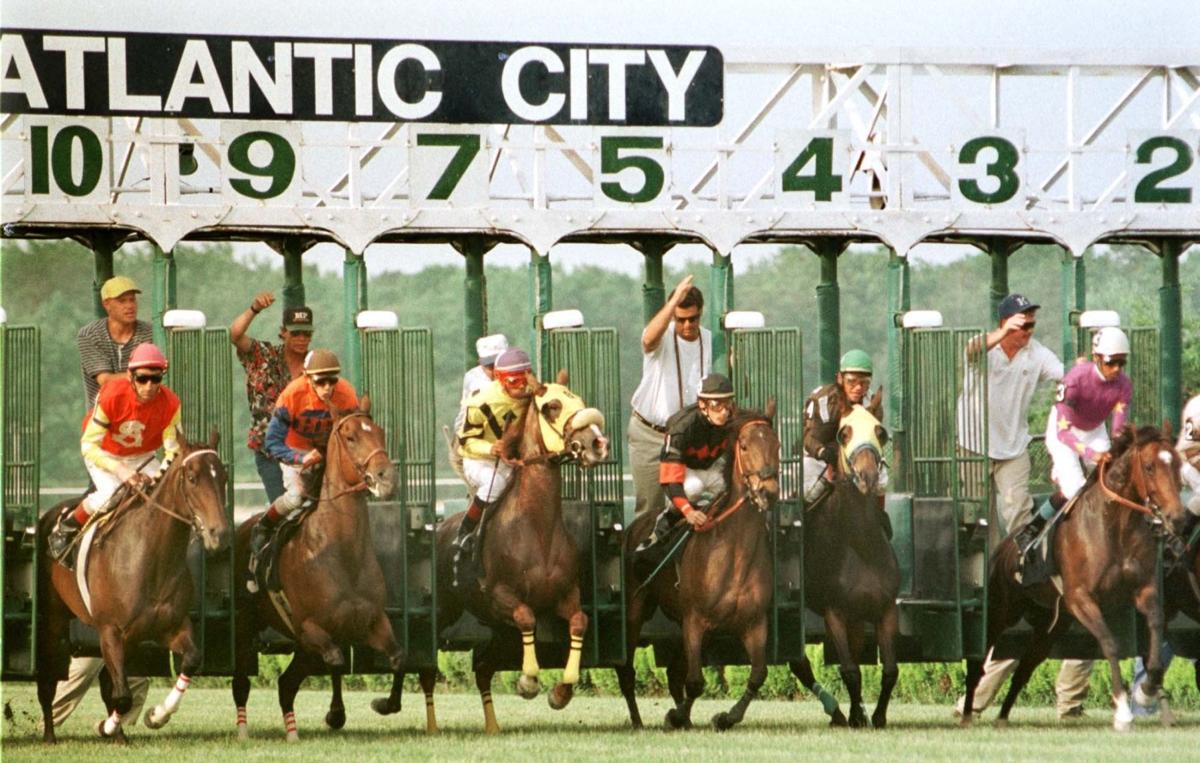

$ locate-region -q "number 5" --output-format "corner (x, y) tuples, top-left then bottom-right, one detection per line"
(599, 136), (665, 204)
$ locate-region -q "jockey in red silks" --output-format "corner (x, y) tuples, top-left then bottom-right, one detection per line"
(49, 343), (182, 563)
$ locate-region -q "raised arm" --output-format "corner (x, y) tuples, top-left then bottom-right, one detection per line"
(230, 291), (275, 353)
(641, 275), (694, 354)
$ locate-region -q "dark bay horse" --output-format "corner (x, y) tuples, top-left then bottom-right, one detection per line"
(962, 424), (1187, 731)
(388, 380), (608, 734)
(789, 395), (901, 729)
(36, 432), (230, 743)
(231, 399), (399, 741)
(619, 407), (780, 731)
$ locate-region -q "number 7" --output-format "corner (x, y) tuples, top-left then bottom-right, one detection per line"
(416, 133), (481, 201)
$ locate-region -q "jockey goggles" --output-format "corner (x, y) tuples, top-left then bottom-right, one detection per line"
(496, 368), (528, 389)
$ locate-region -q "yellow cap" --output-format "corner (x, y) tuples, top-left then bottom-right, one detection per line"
(100, 276), (141, 301)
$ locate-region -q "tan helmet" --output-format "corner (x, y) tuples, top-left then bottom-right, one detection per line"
(304, 348), (341, 379)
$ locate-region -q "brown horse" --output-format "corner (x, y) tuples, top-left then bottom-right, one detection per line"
(619, 407), (781, 731)
(790, 396), (901, 729)
(35, 432), (230, 743)
(962, 424), (1187, 730)
(386, 380), (608, 734)
(231, 399), (399, 741)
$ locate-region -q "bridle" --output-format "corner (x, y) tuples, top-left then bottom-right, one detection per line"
(321, 412), (390, 499)
(695, 418), (777, 533)
(1096, 440), (1167, 517)
(132, 448), (223, 536)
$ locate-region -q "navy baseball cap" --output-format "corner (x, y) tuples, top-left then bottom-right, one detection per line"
(997, 294), (1040, 321)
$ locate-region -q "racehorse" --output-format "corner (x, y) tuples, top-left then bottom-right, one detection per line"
(618, 406), (781, 731)
(35, 432), (230, 743)
(375, 377), (608, 734)
(1156, 516), (1200, 710)
(961, 424), (1188, 731)
(789, 394), (901, 729)
(231, 399), (400, 741)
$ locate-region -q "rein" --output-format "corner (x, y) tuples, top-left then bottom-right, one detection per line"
(304, 412), (388, 502)
(695, 418), (773, 534)
(1096, 447), (1154, 516)
(132, 448), (221, 528)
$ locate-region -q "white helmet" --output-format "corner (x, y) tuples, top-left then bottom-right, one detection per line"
(1091, 326), (1130, 358)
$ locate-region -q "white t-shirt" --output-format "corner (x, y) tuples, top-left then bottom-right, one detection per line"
(453, 365), (493, 432)
(956, 338), (1063, 460)
(629, 322), (713, 428)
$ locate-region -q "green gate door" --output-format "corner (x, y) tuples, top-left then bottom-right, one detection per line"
(166, 322), (237, 675)
(355, 325), (438, 671)
(728, 327), (806, 663)
(2, 323), (40, 679)
(893, 326), (990, 662)
(543, 326), (626, 666)
(1128, 327), (1161, 428)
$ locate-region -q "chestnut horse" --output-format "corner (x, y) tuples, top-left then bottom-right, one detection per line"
(619, 407), (781, 731)
(35, 432), (230, 743)
(789, 396), (901, 729)
(231, 400), (399, 741)
(962, 424), (1187, 730)
(377, 380), (608, 734)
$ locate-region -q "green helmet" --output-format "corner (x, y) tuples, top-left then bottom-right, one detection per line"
(839, 349), (873, 374)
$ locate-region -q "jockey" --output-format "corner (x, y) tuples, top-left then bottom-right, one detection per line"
(250, 348), (358, 558)
(802, 349), (888, 505)
(450, 347), (536, 585)
(1016, 327), (1133, 556)
(49, 343), (181, 562)
(633, 373), (737, 572)
(1176, 394), (1200, 535)
(449, 334), (509, 481)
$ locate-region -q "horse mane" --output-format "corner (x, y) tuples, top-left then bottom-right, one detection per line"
(720, 408), (771, 494)
(1107, 423), (1169, 461)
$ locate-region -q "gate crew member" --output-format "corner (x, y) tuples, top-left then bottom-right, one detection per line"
(634, 373), (736, 575)
(1017, 326), (1133, 553)
(451, 347), (536, 586)
(49, 343), (182, 561)
(250, 349), (358, 561)
(229, 293), (314, 503)
(449, 333), (509, 482)
(802, 351), (889, 516)
(1177, 393), (1200, 527)
(628, 275), (712, 517)
(77, 276), (154, 409)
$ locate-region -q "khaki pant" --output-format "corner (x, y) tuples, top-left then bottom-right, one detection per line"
(628, 414), (668, 517)
(956, 653), (1092, 717)
(52, 656), (150, 727)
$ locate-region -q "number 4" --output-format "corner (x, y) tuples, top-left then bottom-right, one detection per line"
(781, 137), (844, 201)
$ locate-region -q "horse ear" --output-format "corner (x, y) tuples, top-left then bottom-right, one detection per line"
(869, 387), (884, 420)
(556, 368), (569, 386)
(208, 426), (219, 450)
(765, 397), (777, 422)
(875, 425), (889, 447)
(360, 394), (372, 415)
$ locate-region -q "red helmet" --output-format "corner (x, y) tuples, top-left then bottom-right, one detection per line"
(128, 343), (168, 371)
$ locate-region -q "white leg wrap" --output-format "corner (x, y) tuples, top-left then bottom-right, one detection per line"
(283, 710), (299, 742)
(562, 635), (584, 685)
(103, 709), (123, 736)
(1113, 691), (1134, 730)
(236, 706), (249, 740)
(521, 631), (539, 677)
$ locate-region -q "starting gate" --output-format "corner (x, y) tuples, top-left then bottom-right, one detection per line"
(542, 321), (626, 667)
(892, 323), (990, 662)
(728, 324), (807, 663)
(165, 314), (238, 675)
(356, 319), (439, 671)
(1, 321), (40, 679)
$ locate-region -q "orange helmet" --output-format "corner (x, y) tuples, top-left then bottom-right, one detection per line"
(128, 343), (168, 370)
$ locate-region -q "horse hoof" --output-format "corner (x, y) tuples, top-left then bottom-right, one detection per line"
(849, 709), (869, 729)
(285, 729), (300, 743)
(871, 713), (887, 730)
(712, 712), (735, 732)
(516, 674), (540, 700)
(371, 697), (401, 716)
(548, 685), (573, 710)
(830, 708), (848, 728)
(1160, 702), (1177, 728)
(1114, 717), (1133, 732)
(324, 709), (346, 730)
(665, 708), (692, 730)
(994, 717), (1008, 729)
(236, 723), (249, 742)
(144, 706), (169, 730)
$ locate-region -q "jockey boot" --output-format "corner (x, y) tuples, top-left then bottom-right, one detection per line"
(633, 507), (683, 580)
(48, 503), (90, 563)
(250, 503), (286, 559)
(1015, 493), (1064, 558)
(804, 465), (835, 507)
(451, 498), (492, 589)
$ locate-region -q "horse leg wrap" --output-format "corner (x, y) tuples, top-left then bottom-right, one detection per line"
(811, 681), (841, 716)
(163, 674), (190, 714)
(563, 635), (584, 684)
(102, 709), (123, 736)
(283, 711), (299, 742)
(521, 631), (539, 677)
(236, 706), (249, 740)
(1113, 691), (1134, 730)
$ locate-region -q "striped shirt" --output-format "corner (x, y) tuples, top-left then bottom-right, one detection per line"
(76, 318), (154, 409)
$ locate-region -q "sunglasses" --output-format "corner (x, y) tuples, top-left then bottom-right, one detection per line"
(1101, 358), (1127, 369)
(1019, 322), (1036, 332)
(133, 374), (163, 385)
(312, 377), (339, 388)
(288, 330), (313, 338)
(674, 313), (701, 324)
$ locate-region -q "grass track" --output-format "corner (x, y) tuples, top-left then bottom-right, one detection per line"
(2, 684), (1196, 761)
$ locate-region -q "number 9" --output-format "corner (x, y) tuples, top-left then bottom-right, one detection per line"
(226, 130), (296, 200)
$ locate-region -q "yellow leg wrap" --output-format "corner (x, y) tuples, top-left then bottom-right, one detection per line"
(562, 635), (584, 685)
(481, 691), (500, 735)
(521, 630), (539, 677)
(424, 694), (439, 734)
